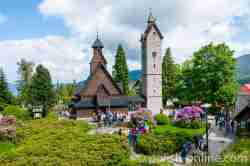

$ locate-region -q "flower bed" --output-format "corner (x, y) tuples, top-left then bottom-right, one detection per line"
(173, 106), (203, 129)
(0, 116), (16, 141)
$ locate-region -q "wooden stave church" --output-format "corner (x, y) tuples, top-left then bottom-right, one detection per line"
(70, 36), (144, 119)
(70, 12), (163, 119)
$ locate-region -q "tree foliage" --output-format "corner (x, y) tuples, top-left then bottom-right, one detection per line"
(162, 48), (179, 107)
(174, 43), (238, 109)
(191, 43), (238, 106)
(0, 68), (12, 111)
(55, 82), (76, 104)
(175, 59), (195, 105)
(28, 65), (55, 114)
(17, 59), (34, 106)
(112, 44), (129, 95)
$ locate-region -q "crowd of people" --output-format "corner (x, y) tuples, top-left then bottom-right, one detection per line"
(215, 112), (235, 134)
(92, 110), (128, 126)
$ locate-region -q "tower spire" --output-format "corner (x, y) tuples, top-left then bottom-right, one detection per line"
(92, 32), (104, 49)
(96, 31), (99, 39)
(148, 8), (156, 24)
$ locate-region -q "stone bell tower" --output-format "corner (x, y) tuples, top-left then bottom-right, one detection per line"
(140, 12), (163, 115)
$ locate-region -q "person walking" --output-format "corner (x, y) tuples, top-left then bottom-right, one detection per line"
(194, 136), (199, 150)
(215, 114), (219, 126)
(180, 141), (192, 163)
(231, 120), (235, 133)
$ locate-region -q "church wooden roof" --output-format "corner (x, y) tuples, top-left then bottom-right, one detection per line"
(76, 64), (122, 97)
(72, 96), (145, 109)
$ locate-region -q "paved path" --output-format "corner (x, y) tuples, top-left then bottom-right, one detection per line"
(164, 118), (235, 166)
(87, 126), (120, 135)
(207, 120), (235, 160)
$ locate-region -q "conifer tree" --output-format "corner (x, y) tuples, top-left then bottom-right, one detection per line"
(0, 68), (12, 111)
(29, 65), (55, 115)
(162, 48), (178, 107)
(112, 44), (129, 95)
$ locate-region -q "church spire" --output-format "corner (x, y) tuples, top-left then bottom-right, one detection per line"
(147, 9), (156, 24)
(90, 34), (107, 74)
(92, 32), (104, 49)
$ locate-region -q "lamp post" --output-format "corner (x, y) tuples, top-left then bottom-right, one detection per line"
(201, 103), (211, 161)
(202, 52), (212, 153)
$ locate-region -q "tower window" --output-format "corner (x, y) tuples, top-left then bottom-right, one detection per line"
(153, 32), (156, 35)
(153, 64), (156, 69)
(152, 52), (157, 58)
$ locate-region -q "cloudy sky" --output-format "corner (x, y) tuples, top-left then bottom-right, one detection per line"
(1, 0), (250, 83)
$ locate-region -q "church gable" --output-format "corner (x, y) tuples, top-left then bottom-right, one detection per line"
(143, 24), (163, 41)
(80, 65), (122, 97)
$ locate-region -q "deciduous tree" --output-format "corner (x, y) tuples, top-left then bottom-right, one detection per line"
(191, 43), (238, 106)
(17, 59), (34, 106)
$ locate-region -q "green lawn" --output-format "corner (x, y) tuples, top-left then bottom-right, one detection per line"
(153, 124), (205, 136)
(0, 142), (15, 154)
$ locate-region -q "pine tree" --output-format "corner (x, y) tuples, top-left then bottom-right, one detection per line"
(0, 68), (12, 110)
(162, 48), (178, 107)
(112, 44), (129, 95)
(29, 65), (55, 115)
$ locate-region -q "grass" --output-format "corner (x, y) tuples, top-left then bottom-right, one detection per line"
(153, 124), (205, 136)
(0, 142), (15, 154)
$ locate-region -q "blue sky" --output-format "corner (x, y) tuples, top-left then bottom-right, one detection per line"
(1, 0), (250, 83)
(0, 0), (68, 40)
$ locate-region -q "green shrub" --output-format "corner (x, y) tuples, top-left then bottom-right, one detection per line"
(173, 119), (202, 129)
(189, 120), (202, 129)
(0, 118), (130, 166)
(154, 114), (169, 125)
(3, 105), (31, 121)
(136, 124), (205, 156)
(137, 133), (177, 155)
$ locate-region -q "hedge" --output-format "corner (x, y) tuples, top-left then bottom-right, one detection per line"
(136, 124), (205, 155)
(154, 114), (169, 125)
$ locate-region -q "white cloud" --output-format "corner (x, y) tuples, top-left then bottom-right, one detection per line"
(0, 36), (90, 83)
(2, 0), (250, 83)
(38, 0), (250, 61)
(0, 13), (7, 24)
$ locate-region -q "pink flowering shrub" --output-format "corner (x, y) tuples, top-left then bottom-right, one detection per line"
(174, 106), (203, 129)
(0, 116), (16, 141)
